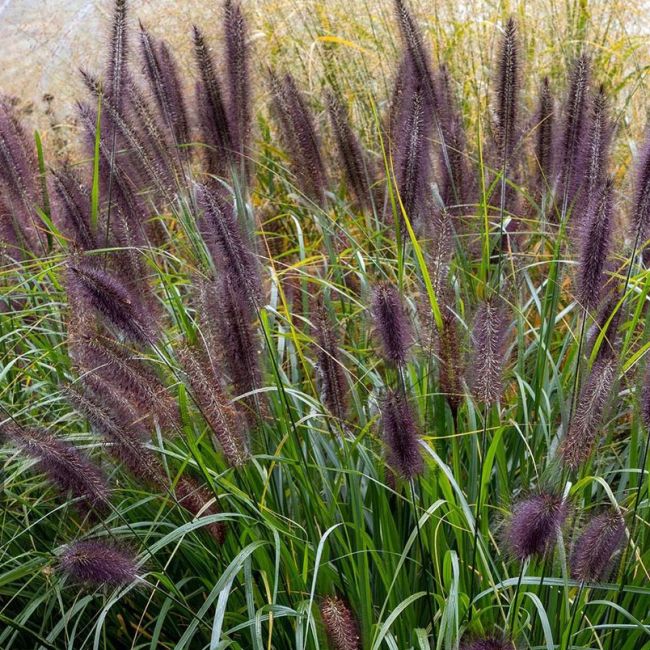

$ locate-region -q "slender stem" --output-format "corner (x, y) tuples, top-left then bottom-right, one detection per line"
(410, 479), (436, 644)
(467, 404), (489, 624)
(505, 561), (526, 636)
(562, 581), (585, 650)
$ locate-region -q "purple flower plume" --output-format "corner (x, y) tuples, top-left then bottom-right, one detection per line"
(224, 0), (251, 178)
(193, 26), (233, 176)
(269, 70), (328, 203)
(560, 354), (617, 470)
(460, 637), (516, 650)
(534, 77), (555, 197)
(372, 282), (412, 366)
(59, 540), (137, 587)
(468, 298), (511, 405)
(577, 178), (614, 311)
(312, 298), (348, 423)
(105, 0), (129, 115)
(505, 491), (568, 561)
(495, 17), (520, 168)
(326, 89), (372, 209)
(631, 128), (650, 258)
(382, 390), (423, 479)
(67, 259), (157, 345)
(570, 510), (625, 582)
(5, 425), (109, 514)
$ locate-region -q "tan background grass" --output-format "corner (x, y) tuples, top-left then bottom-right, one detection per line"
(3, 0), (650, 163)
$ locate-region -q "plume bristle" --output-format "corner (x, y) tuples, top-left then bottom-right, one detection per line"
(59, 540), (137, 587)
(371, 282), (412, 366)
(381, 390), (423, 479)
(320, 596), (361, 650)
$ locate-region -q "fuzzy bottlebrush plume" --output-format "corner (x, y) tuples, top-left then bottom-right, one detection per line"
(59, 540), (137, 587)
(68, 332), (178, 432)
(193, 26), (233, 176)
(0, 98), (44, 253)
(372, 282), (412, 366)
(326, 89), (372, 209)
(195, 182), (261, 307)
(312, 299), (348, 423)
(391, 76), (433, 228)
(65, 383), (165, 485)
(175, 476), (226, 543)
(80, 71), (172, 200)
(555, 55), (591, 216)
(534, 77), (555, 196)
(586, 289), (621, 362)
(320, 596), (361, 650)
(460, 637), (516, 650)
(577, 178), (614, 311)
(437, 306), (464, 416)
(630, 130), (650, 260)
(495, 18), (520, 170)
(434, 66), (472, 216)
(269, 70), (327, 203)
(67, 259), (157, 345)
(560, 354), (617, 470)
(224, 0), (251, 178)
(570, 510), (625, 582)
(2, 424), (109, 514)
(177, 344), (250, 467)
(424, 208), (454, 302)
(139, 25), (190, 154)
(105, 0), (129, 114)
(468, 298), (511, 405)
(381, 390), (423, 479)
(50, 164), (97, 251)
(393, 0), (436, 108)
(505, 491), (568, 561)
(579, 87), (611, 220)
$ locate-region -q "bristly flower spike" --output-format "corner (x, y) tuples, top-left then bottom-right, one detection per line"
(371, 282), (412, 367)
(495, 17), (520, 169)
(570, 510), (625, 582)
(468, 298), (511, 405)
(59, 540), (138, 587)
(381, 390), (423, 479)
(320, 596), (361, 650)
(505, 491), (568, 561)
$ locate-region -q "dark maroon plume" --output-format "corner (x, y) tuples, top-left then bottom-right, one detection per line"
(534, 77), (555, 196)
(224, 0), (251, 178)
(0, 98), (44, 253)
(560, 354), (617, 470)
(570, 510), (625, 582)
(139, 25), (190, 155)
(4, 425), (109, 514)
(326, 89), (373, 209)
(381, 390), (423, 479)
(468, 297), (511, 405)
(50, 164), (97, 251)
(555, 55), (591, 217)
(505, 491), (568, 560)
(631, 129), (650, 257)
(193, 26), (233, 176)
(312, 298), (348, 423)
(195, 182), (261, 309)
(269, 70), (328, 204)
(67, 258), (157, 345)
(459, 637), (516, 650)
(59, 540), (137, 587)
(371, 282), (412, 366)
(320, 596), (361, 650)
(577, 178), (614, 311)
(105, 0), (129, 114)
(495, 18), (520, 169)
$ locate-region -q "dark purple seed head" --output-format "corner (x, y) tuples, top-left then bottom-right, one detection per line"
(570, 510), (625, 582)
(505, 491), (568, 561)
(372, 282), (412, 366)
(460, 637), (516, 650)
(381, 390), (423, 480)
(495, 17), (520, 167)
(320, 596), (361, 650)
(468, 297), (511, 405)
(59, 540), (137, 587)
(631, 128), (650, 247)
